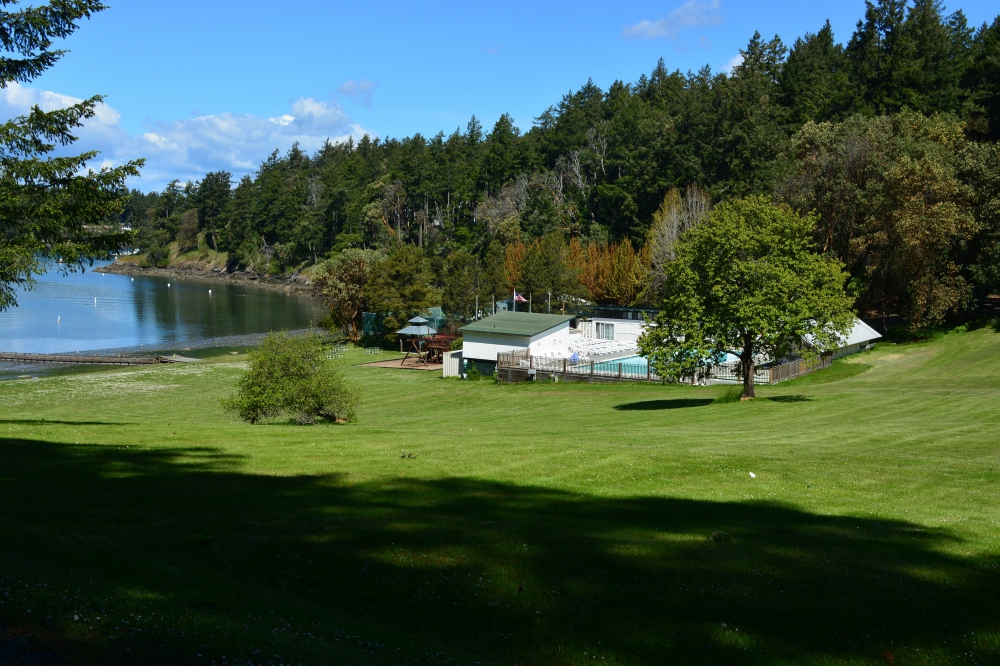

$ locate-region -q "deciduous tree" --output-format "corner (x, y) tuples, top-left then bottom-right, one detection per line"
(639, 196), (854, 399)
(312, 249), (383, 341)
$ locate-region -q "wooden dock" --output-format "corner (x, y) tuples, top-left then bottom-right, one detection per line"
(0, 352), (160, 366)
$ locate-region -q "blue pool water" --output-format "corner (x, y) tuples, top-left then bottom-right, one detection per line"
(592, 353), (741, 372)
(593, 355), (648, 372)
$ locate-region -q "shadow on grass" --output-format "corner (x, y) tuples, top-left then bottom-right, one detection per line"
(0, 419), (127, 426)
(764, 395), (812, 403)
(0, 438), (997, 665)
(613, 398), (714, 411)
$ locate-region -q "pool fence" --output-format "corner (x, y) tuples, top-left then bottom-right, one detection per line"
(495, 351), (831, 385)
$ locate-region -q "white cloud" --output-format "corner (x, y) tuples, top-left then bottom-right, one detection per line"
(622, 0), (723, 40)
(0, 82), (368, 191)
(722, 53), (743, 74)
(337, 79), (377, 107)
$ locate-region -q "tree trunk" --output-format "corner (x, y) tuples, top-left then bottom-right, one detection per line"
(741, 338), (756, 400)
(210, 231), (218, 252)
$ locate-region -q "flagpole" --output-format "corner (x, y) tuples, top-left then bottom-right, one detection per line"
(512, 289), (516, 313)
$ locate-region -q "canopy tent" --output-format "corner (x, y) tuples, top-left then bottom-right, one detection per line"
(396, 324), (438, 336)
(396, 318), (439, 366)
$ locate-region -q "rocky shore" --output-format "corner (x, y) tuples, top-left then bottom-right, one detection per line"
(96, 260), (316, 297)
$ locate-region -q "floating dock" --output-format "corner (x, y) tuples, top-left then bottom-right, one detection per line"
(0, 352), (172, 366)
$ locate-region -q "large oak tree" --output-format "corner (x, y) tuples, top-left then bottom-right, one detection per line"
(639, 196), (855, 399)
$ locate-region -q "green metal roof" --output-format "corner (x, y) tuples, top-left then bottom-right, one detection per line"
(460, 312), (574, 337)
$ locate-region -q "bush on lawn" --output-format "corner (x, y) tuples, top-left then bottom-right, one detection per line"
(222, 332), (360, 424)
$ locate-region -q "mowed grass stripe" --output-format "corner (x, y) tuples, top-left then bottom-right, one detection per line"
(0, 333), (997, 664)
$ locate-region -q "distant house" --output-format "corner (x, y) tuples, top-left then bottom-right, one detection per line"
(459, 312), (575, 375)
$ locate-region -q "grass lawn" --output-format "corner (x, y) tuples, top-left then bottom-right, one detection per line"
(1, 332), (998, 665)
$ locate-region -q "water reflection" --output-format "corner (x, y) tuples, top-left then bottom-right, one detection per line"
(0, 263), (324, 354)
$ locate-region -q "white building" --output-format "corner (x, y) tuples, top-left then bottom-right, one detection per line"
(576, 306), (656, 344)
(831, 319), (882, 357)
(459, 312), (574, 374)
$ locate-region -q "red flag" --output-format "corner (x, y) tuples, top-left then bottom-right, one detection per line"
(513, 291), (528, 302)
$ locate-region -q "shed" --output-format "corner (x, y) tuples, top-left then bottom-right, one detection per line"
(459, 312), (574, 375)
(832, 319), (882, 358)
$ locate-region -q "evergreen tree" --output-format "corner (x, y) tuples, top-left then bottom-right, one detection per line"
(442, 249), (482, 322)
(365, 245), (438, 342)
(966, 17), (1000, 139)
(846, 0), (909, 115)
(195, 171), (232, 251)
(482, 114), (523, 196)
(897, 0), (964, 114)
(781, 21), (850, 124)
(480, 240), (509, 306)
(716, 31), (789, 195)
(0, 0), (143, 312)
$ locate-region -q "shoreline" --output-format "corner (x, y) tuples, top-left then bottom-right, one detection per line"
(0, 329), (323, 379)
(96, 260), (316, 298)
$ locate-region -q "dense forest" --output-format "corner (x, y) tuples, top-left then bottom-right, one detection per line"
(119, 0), (1000, 331)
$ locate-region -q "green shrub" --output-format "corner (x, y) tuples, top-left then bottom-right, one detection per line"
(222, 332), (360, 424)
(142, 245), (171, 268)
(948, 325), (967, 334)
(449, 337), (464, 351)
(465, 362), (482, 381)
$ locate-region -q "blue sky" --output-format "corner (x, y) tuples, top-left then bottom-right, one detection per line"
(4, 0), (996, 191)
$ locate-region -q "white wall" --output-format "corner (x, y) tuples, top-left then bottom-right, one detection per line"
(463, 331), (531, 361)
(528, 322), (571, 356)
(589, 318), (647, 344)
(464, 322), (571, 361)
(443, 350), (463, 377)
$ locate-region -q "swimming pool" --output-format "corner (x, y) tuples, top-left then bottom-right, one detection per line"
(593, 355), (648, 372)
(592, 353), (740, 372)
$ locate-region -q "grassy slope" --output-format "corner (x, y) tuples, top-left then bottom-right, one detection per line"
(0, 334), (998, 665)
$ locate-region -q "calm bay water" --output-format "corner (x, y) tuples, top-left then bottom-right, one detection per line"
(0, 263), (324, 354)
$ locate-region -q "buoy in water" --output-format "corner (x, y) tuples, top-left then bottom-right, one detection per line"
(208, 289), (211, 295)
(57, 316), (60, 322)
(167, 283), (170, 287)
(131, 277), (134, 281)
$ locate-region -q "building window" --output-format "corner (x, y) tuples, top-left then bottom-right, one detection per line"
(597, 322), (615, 340)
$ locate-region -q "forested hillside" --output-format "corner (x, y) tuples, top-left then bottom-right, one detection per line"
(119, 0), (1000, 330)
